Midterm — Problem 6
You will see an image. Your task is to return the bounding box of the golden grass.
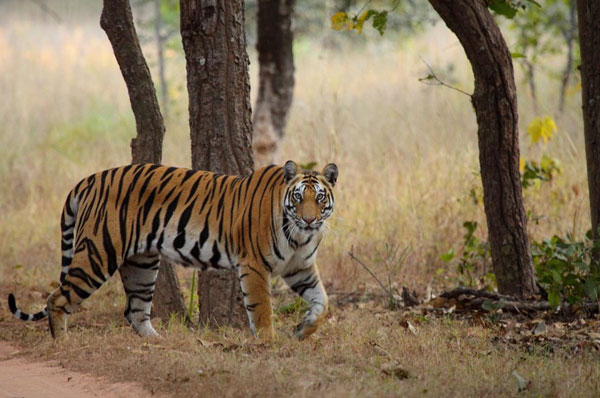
[0,16,598,398]
[1,281,599,398]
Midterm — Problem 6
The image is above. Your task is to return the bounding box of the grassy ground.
[0,8,598,398]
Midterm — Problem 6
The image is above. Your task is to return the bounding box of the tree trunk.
[577,0,600,261]
[559,0,577,114]
[253,0,295,167]
[101,0,186,321]
[180,0,254,328]
[154,0,169,120]
[428,0,537,298]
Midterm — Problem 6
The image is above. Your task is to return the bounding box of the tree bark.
[101,0,186,320]
[428,0,537,298]
[180,0,254,328]
[253,0,295,167]
[577,0,600,261]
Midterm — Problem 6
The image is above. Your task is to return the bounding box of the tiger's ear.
[322,163,338,187]
[283,160,298,183]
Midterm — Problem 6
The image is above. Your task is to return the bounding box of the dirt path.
[0,342,157,398]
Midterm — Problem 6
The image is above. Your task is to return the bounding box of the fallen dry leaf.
[534,321,547,336]
[381,362,410,380]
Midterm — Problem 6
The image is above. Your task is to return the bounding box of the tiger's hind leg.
[119,254,160,337]
[47,241,116,338]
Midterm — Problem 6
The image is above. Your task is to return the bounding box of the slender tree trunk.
[523,60,538,113]
[428,0,537,298]
[101,0,186,320]
[253,0,295,167]
[154,0,169,120]
[577,0,600,261]
[180,0,253,327]
[559,0,577,114]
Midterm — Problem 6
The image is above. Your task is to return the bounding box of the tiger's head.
[283,160,338,234]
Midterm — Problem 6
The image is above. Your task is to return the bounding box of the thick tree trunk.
[101,0,186,320]
[180,0,254,328]
[577,0,600,261]
[253,0,295,167]
[428,0,537,298]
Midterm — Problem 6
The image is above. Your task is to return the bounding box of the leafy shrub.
[441,221,495,289]
[531,232,600,308]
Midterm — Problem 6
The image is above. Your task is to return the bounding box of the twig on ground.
[348,251,398,306]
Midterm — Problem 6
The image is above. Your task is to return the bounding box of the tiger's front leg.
[238,262,274,341]
[283,264,328,339]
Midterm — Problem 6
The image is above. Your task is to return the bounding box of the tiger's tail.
[7,185,80,322]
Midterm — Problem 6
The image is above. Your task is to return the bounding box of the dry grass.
[1,281,599,398]
[0,9,598,398]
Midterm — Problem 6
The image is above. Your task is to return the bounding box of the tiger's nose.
[303,216,315,225]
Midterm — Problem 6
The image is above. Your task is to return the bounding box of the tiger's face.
[283,161,338,233]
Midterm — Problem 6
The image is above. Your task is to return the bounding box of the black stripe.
[209,241,221,268]
[146,209,161,251]
[103,218,119,275]
[142,188,157,224]
[63,280,91,300]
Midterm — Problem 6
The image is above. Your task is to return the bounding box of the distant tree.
[100,0,186,320]
[427,0,537,298]
[509,0,578,113]
[253,0,295,167]
[180,0,254,327]
[577,0,600,261]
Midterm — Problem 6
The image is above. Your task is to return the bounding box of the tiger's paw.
[294,319,319,340]
[133,321,160,338]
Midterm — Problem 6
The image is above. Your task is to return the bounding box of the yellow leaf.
[519,157,525,173]
[527,116,557,145]
[331,12,349,31]
[540,154,561,175]
[355,10,370,34]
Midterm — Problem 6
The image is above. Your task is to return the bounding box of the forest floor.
[1,279,600,398]
[0,341,156,398]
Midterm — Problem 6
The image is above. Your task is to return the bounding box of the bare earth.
[0,342,155,398]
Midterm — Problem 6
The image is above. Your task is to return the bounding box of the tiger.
[8,160,338,341]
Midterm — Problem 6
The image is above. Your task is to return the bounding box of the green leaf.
[511,52,527,59]
[418,74,435,82]
[525,0,541,7]
[463,221,477,236]
[512,370,529,392]
[298,161,317,170]
[440,249,455,262]
[548,290,561,308]
[584,280,599,301]
[551,270,562,284]
[372,11,388,36]
[482,299,505,312]
[488,0,518,19]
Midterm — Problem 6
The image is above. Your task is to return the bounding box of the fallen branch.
[438,286,600,315]
[440,286,517,301]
